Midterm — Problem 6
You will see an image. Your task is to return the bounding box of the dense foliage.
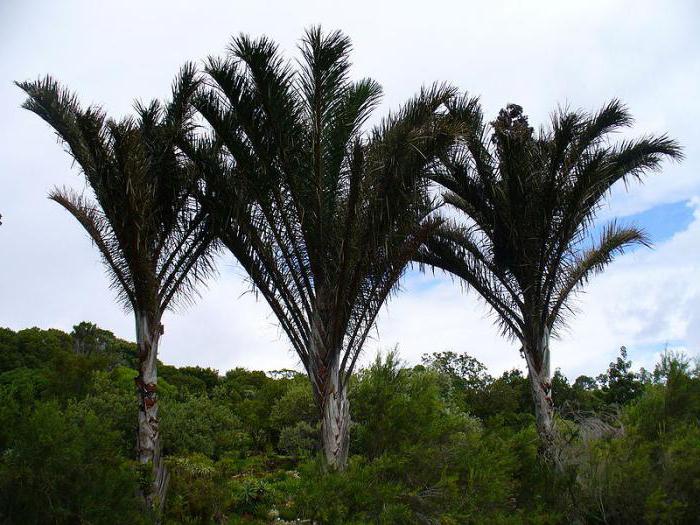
[188,28,457,470]
[16,69,218,510]
[0,324,698,524]
[417,99,681,457]
[13,26,682,522]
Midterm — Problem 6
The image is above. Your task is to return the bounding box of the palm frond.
[548,223,649,329]
[420,95,680,356]
[20,73,218,319]
[192,28,455,395]
[49,187,136,309]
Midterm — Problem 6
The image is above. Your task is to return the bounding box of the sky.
[1,0,699,380]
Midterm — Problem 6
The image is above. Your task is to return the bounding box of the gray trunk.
[320,358,350,470]
[308,301,350,471]
[135,311,168,514]
[523,329,558,465]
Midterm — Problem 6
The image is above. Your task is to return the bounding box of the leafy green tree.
[71,321,104,356]
[597,346,644,405]
[278,421,319,458]
[0,367,50,416]
[160,395,246,458]
[79,368,140,456]
[211,368,289,451]
[646,351,700,430]
[550,369,575,410]
[422,350,492,391]
[70,322,137,367]
[0,399,144,524]
[0,326,127,402]
[573,375,597,391]
[479,368,533,425]
[421,351,497,417]
[16,68,217,511]
[190,28,454,469]
[293,351,533,524]
[159,364,220,397]
[417,99,681,461]
[269,376,317,430]
[0,327,71,373]
[574,354,700,523]
[352,351,470,459]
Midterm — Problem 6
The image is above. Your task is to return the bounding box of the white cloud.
[1,0,698,379]
[160,259,302,373]
[362,198,700,379]
[367,272,519,373]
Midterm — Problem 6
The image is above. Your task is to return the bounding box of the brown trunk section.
[523,329,560,467]
[135,311,169,515]
[319,359,350,470]
[308,298,351,471]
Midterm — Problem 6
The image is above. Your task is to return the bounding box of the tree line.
[1,325,699,523]
[15,27,681,520]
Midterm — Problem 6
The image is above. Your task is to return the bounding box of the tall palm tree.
[16,66,217,511]
[417,98,681,462]
[189,28,454,470]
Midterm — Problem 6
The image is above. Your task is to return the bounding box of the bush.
[287,352,543,524]
[278,421,319,458]
[570,352,700,524]
[0,325,698,524]
[0,398,144,524]
[161,395,249,458]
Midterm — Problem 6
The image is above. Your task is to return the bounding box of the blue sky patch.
[587,199,694,251]
[623,200,694,245]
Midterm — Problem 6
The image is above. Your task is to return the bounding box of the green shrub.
[0,325,698,524]
[278,421,319,458]
[0,399,144,524]
[161,395,249,458]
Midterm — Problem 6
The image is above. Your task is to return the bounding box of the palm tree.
[189,28,454,470]
[417,99,681,462]
[16,66,217,511]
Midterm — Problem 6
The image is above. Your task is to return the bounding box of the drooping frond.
[49,187,136,308]
[18,69,217,317]
[419,96,681,363]
[192,29,457,392]
[548,223,649,331]
[416,222,524,339]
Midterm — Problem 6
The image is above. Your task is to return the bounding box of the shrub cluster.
[0,325,698,524]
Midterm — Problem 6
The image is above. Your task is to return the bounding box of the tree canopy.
[417,98,681,456]
[187,28,456,469]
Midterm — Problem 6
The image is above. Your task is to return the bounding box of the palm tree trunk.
[134,311,169,514]
[523,329,558,466]
[308,301,350,471]
[319,357,350,470]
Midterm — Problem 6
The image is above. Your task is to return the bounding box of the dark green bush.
[0,325,698,524]
[0,396,144,524]
[161,395,248,458]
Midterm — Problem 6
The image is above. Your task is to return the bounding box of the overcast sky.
[1,0,698,379]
